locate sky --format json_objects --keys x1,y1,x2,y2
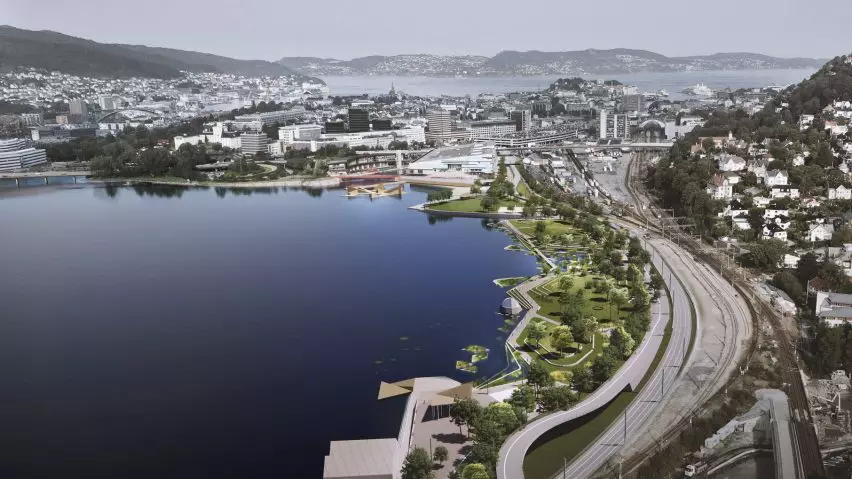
[{"x1": 2, "y1": 0, "x2": 848, "y2": 61}]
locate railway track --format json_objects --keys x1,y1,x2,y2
[{"x1": 617, "y1": 153, "x2": 825, "y2": 478}]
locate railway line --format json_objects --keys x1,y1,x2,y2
[{"x1": 617, "y1": 152, "x2": 825, "y2": 478}]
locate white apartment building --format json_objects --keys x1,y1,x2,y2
[
  {"x1": 0, "y1": 138, "x2": 47, "y2": 172},
  {"x1": 469, "y1": 120, "x2": 516, "y2": 139},
  {"x1": 829, "y1": 185, "x2": 852, "y2": 200},
  {"x1": 279, "y1": 124, "x2": 323, "y2": 143},
  {"x1": 599, "y1": 111, "x2": 628, "y2": 140},
  {"x1": 233, "y1": 107, "x2": 306, "y2": 128},
  {"x1": 240, "y1": 132, "x2": 268, "y2": 156}
]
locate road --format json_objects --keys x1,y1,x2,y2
[{"x1": 497, "y1": 227, "x2": 684, "y2": 479}]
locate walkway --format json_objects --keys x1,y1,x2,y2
[{"x1": 497, "y1": 229, "x2": 679, "y2": 479}]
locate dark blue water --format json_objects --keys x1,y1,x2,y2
[{"x1": 0, "y1": 184, "x2": 537, "y2": 478}]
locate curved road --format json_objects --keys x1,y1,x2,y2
[{"x1": 497, "y1": 226, "x2": 692, "y2": 479}]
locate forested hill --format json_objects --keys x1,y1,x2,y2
[
  {"x1": 0, "y1": 26, "x2": 296, "y2": 78},
  {"x1": 775, "y1": 54, "x2": 852, "y2": 119}
]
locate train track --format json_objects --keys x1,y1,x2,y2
[{"x1": 618, "y1": 153, "x2": 825, "y2": 478}]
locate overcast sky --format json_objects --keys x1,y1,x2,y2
[{"x1": 2, "y1": 0, "x2": 848, "y2": 61}]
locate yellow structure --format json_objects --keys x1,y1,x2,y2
[{"x1": 344, "y1": 183, "x2": 405, "y2": 198}]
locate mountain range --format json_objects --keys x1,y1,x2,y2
[
  {"x1": 279, "y1": 50, "x2": 825, "y2": 77},
  {"x1": 0, "y1": 26, "x2": 826, "y2": 80},
  {"x1": 0, "y1": 26, "x2": 296, "y2": 78}
]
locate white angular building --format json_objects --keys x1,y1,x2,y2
[{"x1": 0, "y1": 138, "x2": 47, "y2": 172}]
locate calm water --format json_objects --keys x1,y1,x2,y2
[
  {"x1": 0, "y1": 184, "x2": 537, "y2": 478},
  {"x1": 322, "y1": 69, "x2": 816, "y2": 98}
]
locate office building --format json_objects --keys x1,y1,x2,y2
[
  {"x1": 20, "y1": 113, "x2": 43, "y2": 127},
  {"x1": 279, "y1": 124, "x2": 323, "y2": 143},
  {"x1": 240, "y1": 132, "x2": 268, "y2": 156},
  {"x1": 510, "y1": 109, "x2": 531, "y2": 132},
  {"x1": 347, "y1": 108, "x2": 370, "y2": 133},
  {"x1": 407, "y1": 142, "x2": 496, "y2": 175},
  {"x1": 68, "y1": 99, "x2": 88, "y2": 124},
  {"x1": 532, "y1": 100, "x2": 551, "y2": 116},
  {"x1": 371, "y1": 119, "x2": 392, "y2": 131},
  {"x1": 233, "y1": 108, "x2": 306, "y2": 128},
  {"x1": 622, "y1": 94, "x2": 645, "y2": 113},
  {"x1": 425, "y1": 109, "x2": 453, "y2": 144},
  {"x1": 0, "y1": 138, "x2": 47, "y2": 172},
  {"x1": 469, "y1": 120, "x2": 517, "y2": 139},
  {"x1": 98, "y1": 95, "x2": 120, "y2": 111},
  {"x1": 599, "y1": 111, "x2": 628, "y2": 140},
  {"x1": 325, "y1": 121, "x2": 346, "y2": 134}
]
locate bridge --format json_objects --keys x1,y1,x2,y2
[
  {"x1": 97, "y1": 108, "x2": 163, "y2": 123},
  {"x1": 0, "y1": 170, "x2": 90, "y2": 187}
]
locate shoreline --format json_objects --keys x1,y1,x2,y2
[{"x1": 89, "y1": 176, "x2": 341, "y2": 189}]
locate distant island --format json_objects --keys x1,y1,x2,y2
[
  {"x1": 279, "y1": 50, "x2": 825, "y2": 77},
  {"x1": 0, "y1": 25, "x2": 824, "y2": 80}
]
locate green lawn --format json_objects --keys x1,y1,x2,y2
[
  {"x1": 517, "y1": 180, "x2": 532, "y2": 198},
  {"x1": 429, "y1": 197, "x2": 522, "y2": 213},
  {"x1": 511, "y1": 219, "x2": 578, "y2": 237},
  {"x1": 529, "y1": 274, "x2": 628, "y2": 325},
  {"x1": 516, "y1": 318, "x2": 606, "y2": 373},
  {"x1": 523, "y1": 392, "x2": 637, "y2": 479}
]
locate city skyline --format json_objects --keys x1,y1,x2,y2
[{"x1": 1, "y1": 0, "x2": 847, "y2": 61}]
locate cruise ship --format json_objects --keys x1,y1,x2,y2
[{"x1": 681, "y1": 83, "x2": 714, "y2": 96}]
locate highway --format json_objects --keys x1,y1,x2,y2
[{"x1": 497, "y1": 226, "x2": 690, "y2": 479}]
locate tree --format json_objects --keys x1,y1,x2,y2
[
  {"x1": 480, "y1": 196, "x2": 498, "y2": 212},
  {"x1": 558, "y1": 274, "x2": 575, "y2": 292},
  {"x1": 433, "y1": 445, "x2": 449, "y2": 465},
  {"x1": 591, "y1": 350, "x2": 619, "y2": 385},
  {"x1": 571, "y1": 316, "x2": 597, "y2": 343},
  {"x1": 572, "y1": 365, "x2": 595, "y2": 393},
  {"x1": 549, "y1": 325, "x2": 574, "y2": 356},
  {"x1": 538, "y1": 386, "x2": 577, "y2": 412},
  {"x1": 610, "y1": 287, "x2": 629, "y2": 319},
  {"x1": 401, "y1": 447, "x2": 434, "y2": 479},
  {"x1": 527, "y1": 361, "x2": 554, "y2": 394},
  {"x1": 609, "y1": 327, "x2": 636, "y2": 359},
  {"x1": 508, "y1": 384, "x2": 537, "y2": 412},
  {"x1": 745, "y1": 239, "x2": 788, "y2": 272},
  {"x1": 535, "y1": 221, "x2": 547, "y2": 236},
  {"x1": 461, "y1": 463, "x2": 489, "y2": 479},
  {"x1": 449, "y1": 397, "x2": 481, "y2": 437},
  {"x1": 527, "y1": 321, "x2": 548, "y2": 348}
]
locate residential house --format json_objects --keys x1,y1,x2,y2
[
  {"x1": 764, "y1": 208, "x2": 789, "y2": 220},
  {"x1": 719, "y1": 201, "x2": 748, "y2": 218},
  {"x1": 765, "y1": 170, "x2": 789, "y2": 187},
  {"x1": 783, "y1": 254, "x2": 800, "y2": 269},
  {"x1": 770, "y1": 187, "x2": 800, "y2": 199},
  {"x1": 706, "y1": 174, "x2": 734, "y2": 200},
  {"x1": 792, "y1": 154, "x2": 806, "y2": 167},
  {"x1": 802, "y1": 197, "x2": 823, "y2": 209},
  {"x1": 722, "y1": 171, "x2": 742, "y2": 184},
  {"x1": 815, "y1": 291, "x2": 852, "y2": 327},
  {"x1": 762, "y1": 224, "x2": 788, "y2": 241},
  {"x1": 828, "y1": 185, "x2": 852, "y2": 200},
  {"x1": 718, "y1": 153, "x2": 747, "y2": 172},
  {"x1": 770, "y1": 215, "x2": 792, "y2": 231},
  {"x1": 799, "y1": 114, "x2": 815, "y2": 130},
  {"x1": 748, "y1": 159, "x2": 769, "y2": 182},
  {"x1": 733, "y1": 217, "x2": 752, "y2": 230},
  {"x1": 753, "y1": 196, "x2": 772, "y2": 208},
  {"x1": 807, "y1": 223, "x2": 835, "y2": 242}
]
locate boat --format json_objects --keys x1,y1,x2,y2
[{"x1": 681, "y1": 83, "x2": 713, "y2": 96}]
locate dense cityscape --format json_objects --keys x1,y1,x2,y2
[{"x1": 2, "y1": 11, "x2": 852, "y2": 479}]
